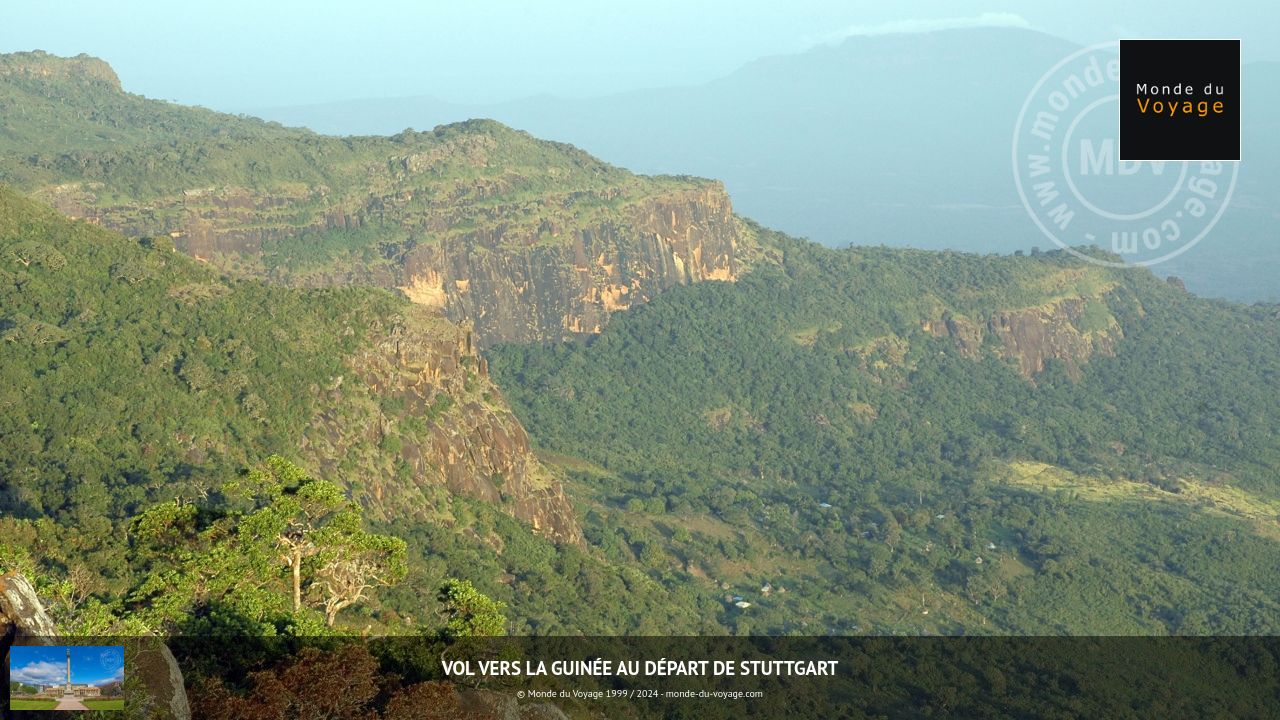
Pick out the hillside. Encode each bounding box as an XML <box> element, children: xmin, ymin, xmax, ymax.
<box><xmin>491</xmin><ymin>226</ymin><xmax>1280</xmax><ymax>634</ymax></box>
<box><xmin>0</xmin><ymin>51</ymin><xmax>747</xmax><ymax>347</ymax></box>
<box><xmin>0</xmin><ymin>186</ymin><xmax>733</xmax><ymax>634</ymax></box>
<box><xmin>258</xmin><ymin>28</ymin><xmax>1280</xmax><ymax>303</ymax></box>
<box><xmin>4</xmin><ymin>44</ymin><xmax>1279</xmax><ymax>640</ymax></box>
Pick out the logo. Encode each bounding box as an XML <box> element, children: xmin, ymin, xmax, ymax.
<box><xmin>1012</xmin><ymin>42</ymin><xmax>1238</xmax><ymax>268</ymax></box>
<box><xmin>1119</xmin><ymin>39</ymin><xmax>1240</xmax><ymax>161</ymax></box>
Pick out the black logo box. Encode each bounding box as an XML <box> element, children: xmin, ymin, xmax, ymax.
<box><xmin>1120</xmin><ymin>39</ymin><xmax>1240</xmax><ymax>161</ymax></box>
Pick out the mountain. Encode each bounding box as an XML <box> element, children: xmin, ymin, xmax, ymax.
<box><xmin>0</xmin><ymin>51</ymin><xmax>749</xmax><ymax>348</ymax></box>
<box><xmin>0</xmin><ymin>185</ymin><xmax>736</xmax><ymax>634</ymax></box>
<box><xmin>257</xmin><ymin>28</ymin><xmax>1280</xmax><ymax>303</ymax></box>
<box><xmin>491</xmin><ymin>225</ymin><xmax>1280</xmax><ymax>634</ymax></box>
<box><xmin>0</xmin><ymin>181</ymin><xmax>581</xmax><ymax>539</ymax></box>
<box><xmin>4</xmin><ymin>44</ymin><xmax>1279</xmax><ymax>639</ymax></box>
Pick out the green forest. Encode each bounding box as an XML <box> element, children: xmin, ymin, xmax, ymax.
<box><xmin>2</xmin><ymin>42</ymin><xmax>1279</xmax><ymax>720</ymax></box>
<box><xmin>490</xmin><ymin>226</ymin><xmax>1280</xmax><ymax>635</ymax></box>
<box><xmin>0</xmin><ymin>186</ymin><xmax>723</xmax><ymax>639</ymax></box>
<box><xmin>5</xmin><ymin>179</ymin><xmax>1280</xmax><ymax>640</ymax></box>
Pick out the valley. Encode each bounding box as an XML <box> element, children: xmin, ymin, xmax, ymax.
<box><xmin>1</xmin><ymin>49</ymin><xmax>1278</xmax><ymax>646</ymax></box>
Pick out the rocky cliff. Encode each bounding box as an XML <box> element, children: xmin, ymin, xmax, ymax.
<box><xmin>38</xmin><ymin>148</ymin><xmax>744</xmax><ymax>348</ymax></box>
<box><xmin>1</xmin><ymin>54</ymin><xmax>748</xmax><ymax>348</ymax></box>
<box><xmin>0</xmin><ymin>183</ymin><xmax>581</xmax><ymax>552</ymax></box>
<box><xmin>0</xmin><ymin>50</ymin><xmax>121</xmax><ymax>89</ymax></box>
<box><xmin>302</xmin><ymin>305</ymin><xmax>582</xmax><ymax>544</ymax></box>
<box><xmin>923</xmin><ymin>294</ymin><xmax>1123</xmax><ymax>379</ymax></box>
<box><xmin>46</xmin><ymin>179</ymin><xmax>741</xmax><ymax>347</ymax></box>
<box><xmin>397</xmin><ymin>182</ymin><xmax>740</xmax><ymax>345</ymax></box>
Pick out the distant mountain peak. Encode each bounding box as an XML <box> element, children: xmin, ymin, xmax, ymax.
<box><xmin>0</xmin><ymin>50</ymin><xmax>121</xmax><ymax>90</ymax></box>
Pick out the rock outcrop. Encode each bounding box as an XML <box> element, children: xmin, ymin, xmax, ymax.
<box><xmin>301</xmin><ymin>306</ymin><xmax>582</xmax><ymax>544</ymax></box>
<box><xmin>924</xmin><ymin>295</ymin><xmax>1122</xmax><ymax>379</ymax></box>
<box><xmin>400</xmin><ymin>183</ymin><xmax>740</xmax><ymax>345</ymax></box>
<box><xmin>120</xmin><ymin>642</ymin><xmax>191</xmax><ymax>720</ymax></box>
<box><xmin>43</xmin><ymin>177</ymin><xmax>743</xmax><ymax>348</ymax></box>
<box><xmin>8</xmin><ymin>55</ymin><xmax>750</xmax><ymax>349</ymax></box>
<box><xmin>0</xmin><ymin>573</ymin><xmax>56</xmax><ymax>638</ymax></box>
<box><xmin>0</xmin><ymin>50</ymin><xmax>121</xmax><ymax>89</ymax></box>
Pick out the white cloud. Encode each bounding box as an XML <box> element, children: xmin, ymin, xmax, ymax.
<box><xmin>93</xmin><ymin>664</ymin><xmax>125</xmax><ymax>687</ymax></box>
<box><xmin>11</xmin><ymin>660</ymin><xmax>65</xmax><ymax>686</ymax></box>
<box><xmin>823</xmin><ymin>12</ymin><xmax>1033</xmax><ymax>43</ymax></box>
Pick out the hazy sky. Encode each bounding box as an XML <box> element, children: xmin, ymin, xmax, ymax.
<box><xmin>1</xmin><ymin>1</ymin><xmax>1275</xmax><ymax>109</ymax></box>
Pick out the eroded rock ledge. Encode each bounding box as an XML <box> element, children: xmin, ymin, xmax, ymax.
<box><xmin>924</xmin><ymin>295</ymin><xmax>1123</xmax><ymax>379</ymax></box>
<box><xmin>301</xmin><ymin>306</ymin><xmax>582</xmax><ymax>544</ymax></box>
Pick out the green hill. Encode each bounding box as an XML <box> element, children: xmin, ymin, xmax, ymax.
<box><xmin>0</xmin><ymin>186</ymin><xmax>723</xmax><ymax>634</ymax></box>
<box><xmin>490</xmin><ymin>226</ymin><xmax>1280</xmax><ymax>634</ymax></box>
<box><xmin>0</xmin><ymin>51</ymin><xmax>747</xmax><ymax>347</ymax></box>
<box><xmin>4</xmin><ymin>48</ymin><xmax>1279</xmax><ymax>639</ymax></box>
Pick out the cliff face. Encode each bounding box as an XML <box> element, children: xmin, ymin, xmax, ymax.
<box><xmin>0</xmin><ymin>50</ymin><xmax>121</xmax><ymax>89</ymax></box>
<box><xmin>0</xmin><ymin>184</ymin><xmax>579</xmax><ymax>549</ymax></box>
<box><xmin>41</xmin><ymin>176</ymin><xmax>742</xmax><ymax>348</ymax></box>
<box><xmin>301</xmin><ymin>306</ymin><xmax>582</xmax><ymax>544</ymax></box>
<box><xmin>924</xmin><ymin>295</ymin><xmax>1122</xmax><ymax>379</ymax></box>
<box><xmin>400</xmin><ymin>184</ymin><xmax>740</xmax><ymax>345</ymax></box>
<box><xmin>5</xmin><ymin>54</ymin><xmax>749</xmax><ymax>348</ymax></box>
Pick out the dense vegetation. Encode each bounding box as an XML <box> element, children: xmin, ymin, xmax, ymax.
<box><xmin>491</xmin><ymin>227</ymin><xmax>1280</xmax><ymax>634</ymax></box>
<box><xmin>5</xmin><ymin>181</ymin><xmax>1279</xmax><ymax>638</ymax></box>
<box><xmin>0</xmin><ymin>186</ymin><xmax>723</xmax><ymax>635</ymax></box>
<box><xmin>0</xmin><ymin>52</ymin><xmax>623</xmax><ymax>198</ymax></box>
<box><xmin>0</xmin><ymin>50</ymin><xmax>706</xmax><ymax>284</ymax></box>
<box><xmin>3</xmin><ymin>48</ymin><xmax>1279</xmax><ymax>642</ymax></box>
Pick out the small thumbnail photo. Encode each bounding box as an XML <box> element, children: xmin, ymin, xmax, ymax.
<box><xmin>8</xmin><ymin>645</ymin><xmax>125</xmax><ymax>712</ymax></box>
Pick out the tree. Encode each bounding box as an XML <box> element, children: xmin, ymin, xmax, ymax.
<box><xmin>241</xmin><ymin>456</ymin><xmax>347</xmax><ymax>612</ymax></box>
<box><xmin>313</xmin><ymin>520</ymin><xmax>407</xmax><ymax>627</ymax></box>
<box><xmin>126</xmin><ymin>456</ymin><xmax>408</xmax><ymax>632</ymax></box>
<box><xmin>436</xmin><ymin>579</ymin><xmax>506</xmax><ymax>639</ymax></box>
<box><xmin>228</xmin><ymin>455</ymin><xmax>407</xmax><ymax>625</ymax></box>
<box><xmin>7</xmin><ymin>241</ymin><xmax>66</xmax><ymax>270</ymax></box>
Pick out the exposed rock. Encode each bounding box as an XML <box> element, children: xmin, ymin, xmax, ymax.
<box><xmin>0</xmin><ymin>51</ymin><xmax>121</xmax><ymax>89</ymax></box>
<box><xmin>923</xmin><ymin>314</ymin><xmax>983</xmax><ymax>358</ymax></box>
<box><xmin>987</xmin><ymin>297</ymin><xmax>1120</xmax><ymax>379</ymax></box>
<box><xmin>405</xmin><ymin>183</ymin><xmax>741</xmax><ymax>347</ymax></box>
<box><xmin>29</xmin><ymin>139</ymin><xmax>744</xmax><ymax>349</ymax></box>
<box><xmin>304</xmin><ymin>305</ymin><xmax>582</xmax><ymax>544</ymax></box>
<box><xmin>926</xmin><ymin>296</ymin><xmax>1122</xmax><ymax>380</ymax></box>
<box><xmin>0</xmin><ymin>573</ymin><xmax>56</xmax><ymax>637</ymax></box>
<box><xmin>129</xmin><ymin>642</ymin><xmax>192</xmax><ymax>720</ymax></box>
